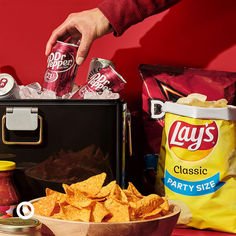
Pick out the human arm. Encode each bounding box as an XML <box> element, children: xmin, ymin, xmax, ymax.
<box><xmin>98</xmin><ymin>0</ymin><xmax>181</xmax><ymax>36</ymax></box>
<box><xmin>45</xmin><ymin>8</ymin><xmax>112</xmax><ymax>65</ymax></box>
<box><xmin>45</xmin><ymin>0</ymin><xmax>181</xmax><ymax>65</ymax></box>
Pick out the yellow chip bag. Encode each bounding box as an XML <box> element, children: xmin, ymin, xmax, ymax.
<box><xmin>155</xmin><ymin>96</ymin><xmax>236</xmax><ymax>233</ymax></box>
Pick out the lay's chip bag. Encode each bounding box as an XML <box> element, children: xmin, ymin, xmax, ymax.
<box><xmin>151</xmin><ymin>94</ymin><xmax>236</xmax><ymax>233</ymax></box>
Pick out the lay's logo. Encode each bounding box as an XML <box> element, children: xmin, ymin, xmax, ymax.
<box><xmin>168</xmin><ymin>120</ymin><xmax>218</xmax><ymax>161</ymax></box>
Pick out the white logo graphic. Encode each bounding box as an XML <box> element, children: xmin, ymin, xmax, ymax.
<box><xmin>16</xmin><ymin>201</ymin><xmax>34</xmax><ymax>219</ymax></box>
<box><xmin>47</xmin><ymin>52</ymin><xmax>74</xmax><ymax>72</ymax></box>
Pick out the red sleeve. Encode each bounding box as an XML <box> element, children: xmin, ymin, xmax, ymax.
<box><xmin>98</xmin><ymin>0</ymin><xmax>181</xmax><ymax>36</ymax></box>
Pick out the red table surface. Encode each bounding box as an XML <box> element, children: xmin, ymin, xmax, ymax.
<box><xmin>172</xmin><ymin>228</ymin><xmax>236</xmax><ymax>236</ymax></box>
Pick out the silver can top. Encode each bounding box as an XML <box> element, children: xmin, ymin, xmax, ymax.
<box><xmin>56</xmin><ymin>40</ymin><xmax>79</xmax><ymax>48</ymax></box>
<box><xmin>0</xmin><ymin>73</ymin><xmax>16</xmax><ymax>98</ymax></box>
<box><xmin>0</xmin><ymin>217</ymin><xmax>41</xmax><ymax>233</ymax></box>
<box><xmin>91</xmin><ymin>58</ymin><xmax>115</xmax><ymax>70</ymax></box>
<box><xmin>87</xmin><ymin>58</ymin><xmax>115</xmax><ymax>80</ymax></box>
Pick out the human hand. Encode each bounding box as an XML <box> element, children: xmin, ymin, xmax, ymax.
<box><xmin>45</xmin><ymin>8</ymin><xmax>113</xmax><ymax>65</ymax></box>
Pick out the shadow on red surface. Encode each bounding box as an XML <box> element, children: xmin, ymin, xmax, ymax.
<box><xmin>111</xmin><ymin>0</ymin><xmax>236</xmax><ymax>111</ymax></box>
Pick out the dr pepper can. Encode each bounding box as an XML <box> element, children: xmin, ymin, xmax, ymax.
<box><xmin>43</xmin><ymin>41</ymin><xmax>79</xmax><ymax>97</ymax></box>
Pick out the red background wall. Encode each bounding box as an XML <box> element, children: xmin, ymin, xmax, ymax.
<box><xmin>1</xmin><ymin>0</ymin><xmax>236</xmax><ymax>111</ymax></box>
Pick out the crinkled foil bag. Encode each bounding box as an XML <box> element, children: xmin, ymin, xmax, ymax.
<box><xmin>156</xmin><ymin>104</ymin><xmax>236</xmax><ymax>233</ymax></box>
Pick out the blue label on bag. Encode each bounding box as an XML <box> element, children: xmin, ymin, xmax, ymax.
<box><xmin>163</xmin><ymin>169</ymin><xmax>225</xmax><ymax>196</ymax></box>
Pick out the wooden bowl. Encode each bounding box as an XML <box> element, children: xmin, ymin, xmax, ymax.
<box><xmin>30</xmin><ymin>198</ymin><xmax>180</xmax><ymax>236</ymax></box>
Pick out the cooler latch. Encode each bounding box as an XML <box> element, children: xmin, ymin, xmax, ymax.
<box><xmin>2</xmin><ymin>107</ymin><xmax>43</xmax><ymax>145</ymax></box>
<box><xmin>6</xmin><ymin>107</ymin><xmax>38</xmax><ymax>131</ymax></box>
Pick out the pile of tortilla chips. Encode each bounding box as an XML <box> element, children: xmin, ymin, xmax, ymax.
<box><xmin>33</xmin><ymin>173</ymin><xmax>170</xmax><ymax>222</ymax></box>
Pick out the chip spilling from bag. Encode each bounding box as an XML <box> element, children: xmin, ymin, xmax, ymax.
<box><xmin>176</xmin><ymin>93</ymin><xmax>228</xmax><ymax>108</ymax></box>
<box><xmin>32</xmin><ymin>173</ymin><xmax>171</xmax><ymax>222</ymax></box>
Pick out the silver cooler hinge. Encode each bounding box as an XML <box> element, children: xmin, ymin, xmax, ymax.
<box><xmin>6</xmin><ymin>107</ymin><xmax>38</xmax><ymax>131</ymax></box>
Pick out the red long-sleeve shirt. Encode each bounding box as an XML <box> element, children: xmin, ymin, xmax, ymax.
<box><xmin>98</xmin><ymin>0</ymin><xmax>181</xmax><ymax>36</ymax></box>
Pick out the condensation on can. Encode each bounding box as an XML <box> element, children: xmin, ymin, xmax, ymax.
<box><xmin>0</xmin><ymin>74</ymin><xmax>19</xmax><ymax>99</ymax></box>
<box><xmin>87</xmin><ymin>58</ymin><xmax>115</xmax><ymax>81</ymax></box>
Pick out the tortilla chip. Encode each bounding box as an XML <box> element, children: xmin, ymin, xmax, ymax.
<box><xmin>33</xmin><ymin>195</ymin><xmax>57</xmax><ymax>217</ymax></box>
<box><xmin>142</xmin><ymin>207</ymin><xmax>162</xmax><ymax>220</ymax></box>
<box><xmin>123</xmin><ymin>190</ymin><xmax>141</xmax><ymax>203</ymax></box>
<box><xmin>130</xmin><ymin>194</ymin><xmax>164</xmax><ymax>218</ymax></box>
<box><xmin>127</xmin><ymin>182</ymin><xmax>143</xmax><ymax>199</ymax></box>
<box><xmin>45</xmin><ymin>188</ymin><xmax>66</xmax><ymax>204</ymax></box>
<box><xmin>160</xmin><ymin>197</ymin><xmax>170</xmax><ymax>215</ymax></box>
<box><xmin>104</xmin><ymin>198</ymin><xmax>130</xmax><ymax>222</ymax></box>
<box><xmin>91</xmin><ymin>202</ymin><xmax>110</xmax><ymax>222</ymax></box>
<box><xmin>61</xmin><ymin>205</ymin><xmax>91</xmax><ymax>222</ymax></box>
<box><xmin>93</xmin><ymin>180</ymin><xmax>116</xmax><ymax>198</ymax></box>
<box><xmin>66</xmin><ymin>190</ymin><xmax>94</xmax><ymax>209</ymax></box>
<box><xmin>109</xmin><ymin>184</ymin><xmax>128</xmax><ymax>204</ymax></box>
<box><xmin>70</xmin><ymin>172</ymin><xmax>106</xmax><ymax>196</ymax></box>
<box><xmin>62</xmin><ymin>184</ymin><xmax>74</xmax><ymax>196</ymax></box>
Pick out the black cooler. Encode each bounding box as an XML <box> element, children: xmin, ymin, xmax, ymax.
<box><xmin>0</xmin><ymin>99</ymin><xmax>127</xmax><ymax>201</ymax></box>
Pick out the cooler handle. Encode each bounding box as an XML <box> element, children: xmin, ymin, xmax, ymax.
<box><xmin>1</xmin><ymin>115</ymin><xmax>43</xmax><ymax>145</ymax></box>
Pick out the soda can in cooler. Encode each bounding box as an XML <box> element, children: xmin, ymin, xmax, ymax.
<box><xmin>43</xmin><ymin>40</ymin><xmax>79</xmax><ymax>97</ymax></box>
<box><xmin>87</xmin><ymin>58</ymin><xmax>115</xmax><ymax>81</ymax></box>
<box><xmin>72</xmin><ymin>66</ymin><xmax>126</xmax><ymax>99</ymax></box>
<box><xmin>0</xmin><ymin>73</ymin><xmax>19</xmax><ymax>99</ymax></box>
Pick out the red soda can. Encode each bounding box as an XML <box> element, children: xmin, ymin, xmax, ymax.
<box><xmin>43</xmin><ymin>41</ymin><xmax>79</xmax><ymax>97</ymax></box>
<box><xmin>71</xmin><ymin>66</ymin><xmax>126</xmax><ymax>99</ymax></box>
<box><xmin>87</xmin><ymin>58</ymin><xmax>115</xmax><ymax>81</ymax></box>
<box><xmin>0</xmin><ymin>73</ymin><xmax>19</xmax><ymax>99</ymax></box>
